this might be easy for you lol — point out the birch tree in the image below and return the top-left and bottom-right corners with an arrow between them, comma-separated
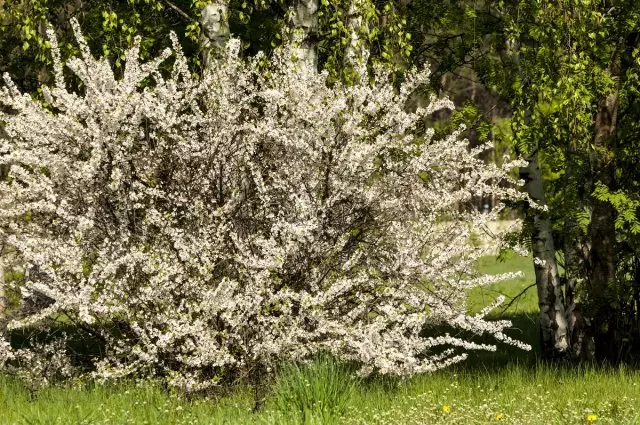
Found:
289,0 -> 319,73
200,0 -> 231,67
344,0 -> 369,79
519,149 -> 569,356
405,0 -> 640,361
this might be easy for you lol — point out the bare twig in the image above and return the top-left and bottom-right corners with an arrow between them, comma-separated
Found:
162,0 -> 196,23
499,282 -> 537,315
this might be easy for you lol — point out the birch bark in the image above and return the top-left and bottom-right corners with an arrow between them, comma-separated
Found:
521,149 -> 570,357
200,0 -> 230,67
289,0 -> 319,73
345,0 -> 368,73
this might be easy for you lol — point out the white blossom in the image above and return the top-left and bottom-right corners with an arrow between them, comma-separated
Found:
0,20 -> 532,389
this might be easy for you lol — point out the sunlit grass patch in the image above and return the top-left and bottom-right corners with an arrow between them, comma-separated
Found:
469,251 -> 537,315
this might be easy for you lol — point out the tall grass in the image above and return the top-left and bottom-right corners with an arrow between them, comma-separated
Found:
272,354 -> 356,424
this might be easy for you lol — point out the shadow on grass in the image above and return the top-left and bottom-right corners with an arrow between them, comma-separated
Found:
458,311 -> 541,373
452,311 -> 640,377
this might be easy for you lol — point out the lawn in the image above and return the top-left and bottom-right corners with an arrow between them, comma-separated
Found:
470,251 -> 538,314
2,253 -> 640,425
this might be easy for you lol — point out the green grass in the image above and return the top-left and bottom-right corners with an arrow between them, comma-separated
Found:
3,363 -> 640,424
273,354 -> 356,424
470,251 -> 538,314
3,253 -> 640,424
346,364 -> 640,425
463,251 -> 540,368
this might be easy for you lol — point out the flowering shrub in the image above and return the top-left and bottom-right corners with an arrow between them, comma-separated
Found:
0,21 -> 530,391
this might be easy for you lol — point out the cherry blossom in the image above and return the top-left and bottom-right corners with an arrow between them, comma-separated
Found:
0,21 -> 530,390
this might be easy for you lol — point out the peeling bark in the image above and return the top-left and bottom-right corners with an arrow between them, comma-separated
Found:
521,149 -> 569,357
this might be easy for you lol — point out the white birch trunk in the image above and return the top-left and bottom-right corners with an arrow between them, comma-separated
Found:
200,0 -> 230,67
290,0 -> 319,73
522,149 -> 569,356
345,0 -> 369,76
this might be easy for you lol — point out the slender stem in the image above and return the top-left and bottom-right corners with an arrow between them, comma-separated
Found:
499,282 -> 537,315
162,0 -> 196,23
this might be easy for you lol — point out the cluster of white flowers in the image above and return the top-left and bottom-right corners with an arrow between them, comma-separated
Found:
0,21 -> 531,390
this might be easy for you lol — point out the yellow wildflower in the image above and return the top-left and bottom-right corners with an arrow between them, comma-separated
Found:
586,414 -> 598,422
442,404 -> 451,413
496,413 -> 504,421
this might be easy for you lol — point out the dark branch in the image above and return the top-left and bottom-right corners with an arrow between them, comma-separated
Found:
162,0 -> 196,23
499,282 -> 537,315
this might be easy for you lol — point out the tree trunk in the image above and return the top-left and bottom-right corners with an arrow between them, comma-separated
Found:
521,148 -> 569,358
345,0 -> 369,74
289,0 -> 319,73
563,141 -> 593,360
589,46 -> 621,362
200,0 -> 231,67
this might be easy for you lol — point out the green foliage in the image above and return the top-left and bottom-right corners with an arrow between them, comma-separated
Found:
2,269 -> 24,317
0,0 -> 416,94
404,0 -> 640,360
593,183 -> 640,235
0,0 -> 201,92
